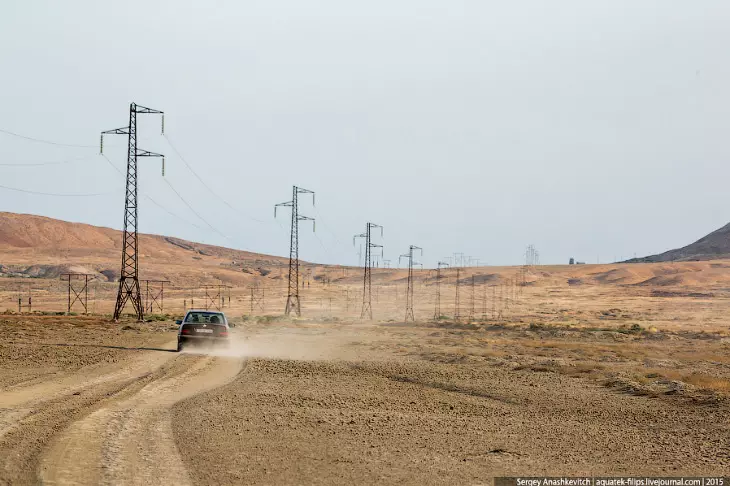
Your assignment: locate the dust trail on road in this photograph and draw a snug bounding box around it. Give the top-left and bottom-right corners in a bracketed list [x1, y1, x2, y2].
[40, 354, 243, 485]
[182, 324, 388, 362]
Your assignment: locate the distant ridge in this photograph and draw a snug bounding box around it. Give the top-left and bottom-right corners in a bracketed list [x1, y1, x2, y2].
[625, 222, 730, 263]
[0, 211, 290, 285]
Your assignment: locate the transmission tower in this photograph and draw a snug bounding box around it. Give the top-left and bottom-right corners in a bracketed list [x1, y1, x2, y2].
[275, 186, 315, 316]
[454, 267, 461, 322]
[101, 103, 165, 321]
[469, 274, 476, 320]
[482, 282, 488, 318]
[399, 245, 422, 322]
[354, 222, 383, 320]
[433, 261, 449, 320]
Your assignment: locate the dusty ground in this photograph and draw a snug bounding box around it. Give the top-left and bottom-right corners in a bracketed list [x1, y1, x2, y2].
[0, 284, 727, 486]
[173, 321, 730, 485]
[0, 260, 729, 485]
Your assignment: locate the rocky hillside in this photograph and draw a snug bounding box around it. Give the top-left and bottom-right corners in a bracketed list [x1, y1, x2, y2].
[626, 222, 730, 263]
[0, 212, 291, 285]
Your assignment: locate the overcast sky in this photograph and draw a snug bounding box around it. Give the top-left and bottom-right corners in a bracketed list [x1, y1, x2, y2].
[0, 1, 726, 267]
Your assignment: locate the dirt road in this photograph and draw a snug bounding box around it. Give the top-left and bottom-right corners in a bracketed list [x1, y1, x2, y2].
[40, 352, 243, 485]
[0, 317, 244, 485]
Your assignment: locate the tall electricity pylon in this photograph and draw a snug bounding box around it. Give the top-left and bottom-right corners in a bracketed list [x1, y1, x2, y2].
[433, 261, 449, 320]
[354, 222, 383, 320]
[275, 186, 315, 316]
[101, 103, 164, 321]
[399, 245, 422, 322]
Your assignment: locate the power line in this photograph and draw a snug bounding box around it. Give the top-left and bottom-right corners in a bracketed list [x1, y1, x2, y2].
[163, 134, 268, 224]
[0, 155, 92, 167]
[0, 127, 96, 148]
[100, 153, 206, 231]
[163, 178, 232, 242]
[0, 182, 114, 197]
[311, 206, 351, 252]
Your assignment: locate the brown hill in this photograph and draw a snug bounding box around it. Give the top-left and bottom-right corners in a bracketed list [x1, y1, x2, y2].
[0, 212, 291, 285]
[4, 212, 730, 294]
[626, 222, 730, 263]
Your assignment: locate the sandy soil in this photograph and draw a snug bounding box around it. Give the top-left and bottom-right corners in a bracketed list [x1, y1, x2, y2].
[173, 322, 730, 485]
[0, 301, 727, 485]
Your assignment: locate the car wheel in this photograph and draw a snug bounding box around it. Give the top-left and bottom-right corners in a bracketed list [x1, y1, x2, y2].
[176, 339, 183, 352]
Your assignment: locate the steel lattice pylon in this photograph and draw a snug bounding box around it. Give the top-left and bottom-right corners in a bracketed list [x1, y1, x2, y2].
[399, 245, 422, 322]
[433, 261, 449, 320]
[101, 102, 164, 321]
[454, 267, 461, 322]
[354, 222, 383, 320]
[275, 186, 315, 316]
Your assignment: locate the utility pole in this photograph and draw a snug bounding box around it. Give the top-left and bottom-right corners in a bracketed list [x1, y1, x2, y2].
[492, 285, 496, 319]
[101, 103, 164, 321]
[454, 252, 464, 268]
[275, 186, 315, 316]
[141, 279, 170, 314]
[399, 245, 422, 322]
[61, 273, 91, 314]
[482, 282, 487, 318]
[354, 222, 383, 320]
[17, 284, 32, 314]
[202, 284, 232, 311]
[250, 281, 265, 314]
[433, 261, 449, 320]
[454, 267, 461, 322]
[498, 283, 504, 319]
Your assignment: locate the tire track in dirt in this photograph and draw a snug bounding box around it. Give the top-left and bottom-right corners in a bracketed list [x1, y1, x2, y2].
[0, 346, 178, 485]
[39, 354, 244, 485]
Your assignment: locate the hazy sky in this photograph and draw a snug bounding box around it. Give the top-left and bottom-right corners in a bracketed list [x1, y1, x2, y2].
[0, 1, 726, 267]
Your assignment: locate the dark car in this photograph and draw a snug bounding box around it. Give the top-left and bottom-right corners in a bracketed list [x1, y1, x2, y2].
[176, 310, 230, 352]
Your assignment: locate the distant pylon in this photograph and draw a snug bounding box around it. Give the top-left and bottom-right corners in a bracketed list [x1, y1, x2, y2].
[433, 261, 449, 320]
[354, 222, 383, 320]
[399, 245, 422, 322]
[275, 186, 315, 316]
[101, 102, 165, 321]
[454, 267, 461, 322]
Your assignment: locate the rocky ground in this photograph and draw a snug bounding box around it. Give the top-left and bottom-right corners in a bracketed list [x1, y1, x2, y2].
[0, 301, 727, 485]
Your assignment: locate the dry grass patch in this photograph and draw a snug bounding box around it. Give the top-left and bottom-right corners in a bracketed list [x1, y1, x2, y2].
[681, 372, 730, 393]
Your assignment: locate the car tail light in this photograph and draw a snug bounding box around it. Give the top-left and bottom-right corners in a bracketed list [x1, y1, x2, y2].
[219, 331, 228, 337]
[181, 329, 190, 334]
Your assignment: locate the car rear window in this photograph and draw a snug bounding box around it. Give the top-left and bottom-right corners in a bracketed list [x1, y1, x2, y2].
[184, 312, 225, 324]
